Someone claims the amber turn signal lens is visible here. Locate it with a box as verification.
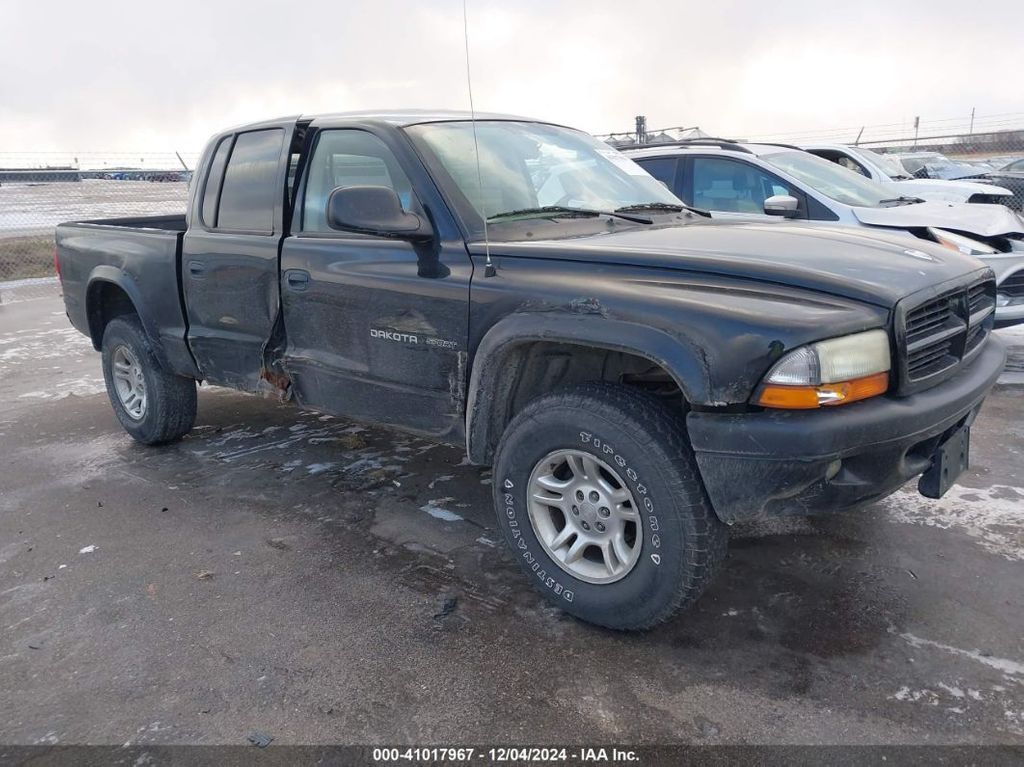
[756,372,889,409]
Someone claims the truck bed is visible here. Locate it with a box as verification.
[55,213,198,378]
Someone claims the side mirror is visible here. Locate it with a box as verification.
[763,194,799,218]
[326,185,433,240]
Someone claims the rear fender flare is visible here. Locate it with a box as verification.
[85,267,169,368]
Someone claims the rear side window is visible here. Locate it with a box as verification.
[201,137,233,227]
[216,129,285,233]
[635,157,678,190]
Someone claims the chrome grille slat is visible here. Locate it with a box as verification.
[906,324,964,354]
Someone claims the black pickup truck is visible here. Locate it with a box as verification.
[56,111,1006,629]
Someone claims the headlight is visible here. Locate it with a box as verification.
[754,329,891,409]
[928,228,998,256]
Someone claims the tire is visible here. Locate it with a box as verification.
[100,315,197,445]
[492,382,727,630]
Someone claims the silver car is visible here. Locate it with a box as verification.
[625,139,1024,326]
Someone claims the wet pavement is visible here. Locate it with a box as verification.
[1,294,1022,746]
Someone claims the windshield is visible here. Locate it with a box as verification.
[859,148,909,179]
[761,150,903,207]
[405,121,681,237]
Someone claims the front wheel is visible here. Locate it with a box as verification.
[492,382,727,630]
[101,316,197,445]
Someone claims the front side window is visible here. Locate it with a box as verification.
[302,130,415,233]
[689,157,798,214]
[217,129,285,232]
[761,150,900,207]
[405,121,680,238]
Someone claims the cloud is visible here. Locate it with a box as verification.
[1,0,1022,153]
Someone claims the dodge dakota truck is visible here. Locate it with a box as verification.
[56,111,1006,630]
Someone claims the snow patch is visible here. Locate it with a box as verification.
[899,632,1024,677]
[420,498,463,522]
[882,484,1024,561]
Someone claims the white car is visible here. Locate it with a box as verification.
[801,143,1014,205]
[624,139,1024,326]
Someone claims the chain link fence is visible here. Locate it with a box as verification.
[0,152,196,303]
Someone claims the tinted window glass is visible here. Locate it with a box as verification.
[201,136,233,227]
[302,130,415,233]
[636,157,678,190]
[691,157,797,213]
[217,129,284,232]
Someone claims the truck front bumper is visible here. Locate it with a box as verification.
[686,336,1007,523]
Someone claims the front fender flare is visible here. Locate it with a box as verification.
[465,312,712,464]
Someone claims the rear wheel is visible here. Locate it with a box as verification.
[101,316,196,445]
[492,382,727,630]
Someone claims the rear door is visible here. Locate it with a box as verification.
[278,124,472,441]
[182,121,295,389]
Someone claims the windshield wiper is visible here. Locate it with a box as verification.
[487,206,653,224]
[615,201,710,218]
[878,195,925,206]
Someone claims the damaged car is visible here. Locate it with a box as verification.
[801,143,1014,206]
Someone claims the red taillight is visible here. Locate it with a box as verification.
[54,248,61,281]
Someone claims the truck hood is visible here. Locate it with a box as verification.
[852,200,1024,238]
[486,221,990,309]
[893,178,1014,202]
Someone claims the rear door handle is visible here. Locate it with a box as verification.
[285,269,310,291]
[188,260,206,278]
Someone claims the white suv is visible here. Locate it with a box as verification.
[624,139,1024,326]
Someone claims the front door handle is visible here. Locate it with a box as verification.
[188,260,206,278]
[285,269,310,291]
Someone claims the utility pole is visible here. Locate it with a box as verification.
[969,107,975,135]
[913,116,920,147]
[635,115,647,146]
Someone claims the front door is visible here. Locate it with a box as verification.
[182,124,293,389]
[279,127,472,442]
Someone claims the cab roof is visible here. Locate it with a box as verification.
[300,109,548,126]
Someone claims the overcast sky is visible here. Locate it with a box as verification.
[3,0,1023,156]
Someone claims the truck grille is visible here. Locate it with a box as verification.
[897,277,995,394]
[1000,270,1024,299]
